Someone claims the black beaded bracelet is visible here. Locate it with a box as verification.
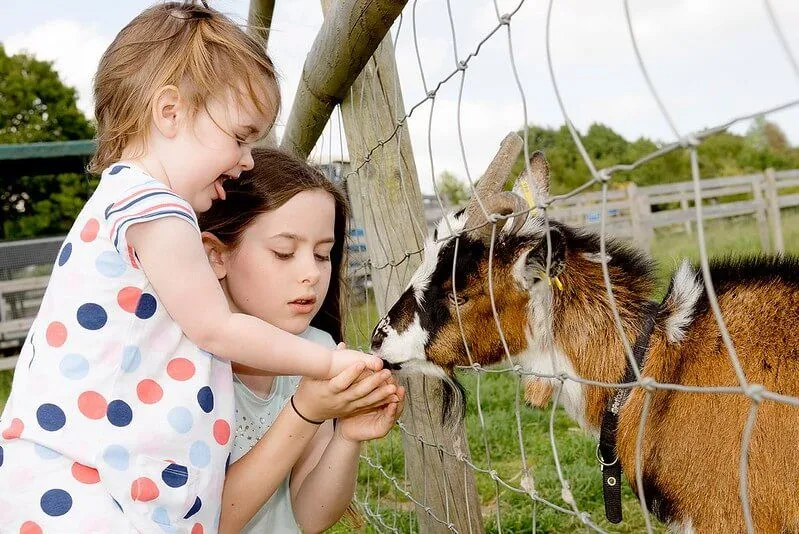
[290,395,324,425]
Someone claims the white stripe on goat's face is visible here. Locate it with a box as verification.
[408,211,467,305]
[374,312,428,364]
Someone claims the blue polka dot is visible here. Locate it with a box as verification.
[189,441,210,468]
[167,407,193,434]
[77,303,107,330]
[0,445,3,467]
[37,403,66,431]
[151,505,170,526]
[59,353,89,380]
[103,445,129,470]
[41,488,72,516]
[121,345,141,373]
[34,444,61,459]
[135,293,157,319]
[107,400,133,427]
[197,387,214,413]
[58,242,72,266]
[109,165,129,175]
[95,251,127,278]
[162,463,189,488]
[184,496,202,519]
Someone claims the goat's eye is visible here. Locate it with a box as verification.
[447,291,468,306]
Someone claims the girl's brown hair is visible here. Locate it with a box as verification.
[198,148,350,343]
[90,1,279,174]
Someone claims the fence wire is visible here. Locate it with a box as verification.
[320,1,799,532]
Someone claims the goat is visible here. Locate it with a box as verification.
[370,132,799,533]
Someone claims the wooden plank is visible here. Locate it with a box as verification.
[0,276,50,294]
[0,356,18,371]
[649,200,763,226]
[778,193,799,208]
[648,184,755,205]
[639,173,761,195]
[281,0,409,158]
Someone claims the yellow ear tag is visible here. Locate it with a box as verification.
[519,179,536,215]
[553,276,564,291]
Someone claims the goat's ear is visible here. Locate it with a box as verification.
[513,151,550,208]
[524,226,566,282]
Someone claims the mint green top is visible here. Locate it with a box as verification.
[230,326,336,533]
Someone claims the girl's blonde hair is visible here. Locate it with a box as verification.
[90,1,279,174]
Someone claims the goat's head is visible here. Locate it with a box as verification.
[371,132,655,427]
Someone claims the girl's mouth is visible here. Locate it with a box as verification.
[289,297,317,314]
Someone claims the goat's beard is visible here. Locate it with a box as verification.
[380,358,466,428]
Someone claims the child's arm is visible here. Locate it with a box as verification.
[128,217,380,378]
[218,363,397,532]
[289,379,405,532]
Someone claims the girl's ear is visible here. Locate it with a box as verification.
[151,85,183,139]
[202,231,229,280]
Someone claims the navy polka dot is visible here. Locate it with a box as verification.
[77,303,108,330]
[41,488,72,516]
[135,293,157,319]
[109,165,129,175]
[0,445,3,467]
[37,403,66,431]
[162,463,189,488]
[197,386,214,413]
[184,496,202,519]
[107,400,133,427]
[58,243,72,266]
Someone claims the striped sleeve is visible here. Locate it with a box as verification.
[104,178,200,266]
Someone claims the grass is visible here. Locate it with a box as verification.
[2,209,798,532]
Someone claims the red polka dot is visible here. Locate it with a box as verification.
[130,477,159,502]
[20,521,42,534]
[167,358,195,381]
[71,462,101,484]
[46,322,67,347]
[191,523,203,534]
[78,391,107,420]
[136,379,163,404]
[213,419,230,445]
[80,218,100,242]
[117,287,142,313]
[2,418,23,440]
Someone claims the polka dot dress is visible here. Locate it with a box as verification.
[0,164,234,533]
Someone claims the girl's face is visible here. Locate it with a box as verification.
[219,189,336,335]
[161,89,275,212]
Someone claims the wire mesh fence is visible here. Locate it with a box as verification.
[320,0,799,532]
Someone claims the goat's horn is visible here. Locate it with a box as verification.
[472,191,529,242]
[465,132,523,229]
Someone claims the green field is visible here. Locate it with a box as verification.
[2,210,798,532]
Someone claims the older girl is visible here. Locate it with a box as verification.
[201,148,404,533]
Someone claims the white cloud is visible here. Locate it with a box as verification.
[5,20,112,118]
[2,0,798,195]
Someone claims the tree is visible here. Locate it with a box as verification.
[437,170,470,208]
[0,44,96,240]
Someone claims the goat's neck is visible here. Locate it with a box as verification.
[551,260,656,433]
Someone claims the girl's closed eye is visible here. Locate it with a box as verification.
[272,250,294,260]
[314,252,331,262]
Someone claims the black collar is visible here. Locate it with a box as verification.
[598,300,659,524]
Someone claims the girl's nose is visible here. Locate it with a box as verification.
[301,256,321,285]
[240,147,254,171]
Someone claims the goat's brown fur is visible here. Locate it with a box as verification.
[373,137,799,531]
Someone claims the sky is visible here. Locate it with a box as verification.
[2,0,799,193]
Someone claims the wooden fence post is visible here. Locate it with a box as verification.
[751,174,771,252]
[764,168,785,254]
[320,2,485,533]
[679,196,692,235]
[627,183,653,252]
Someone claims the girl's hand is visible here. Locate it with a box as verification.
[293,363,399,423]
[335,385,405,443]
